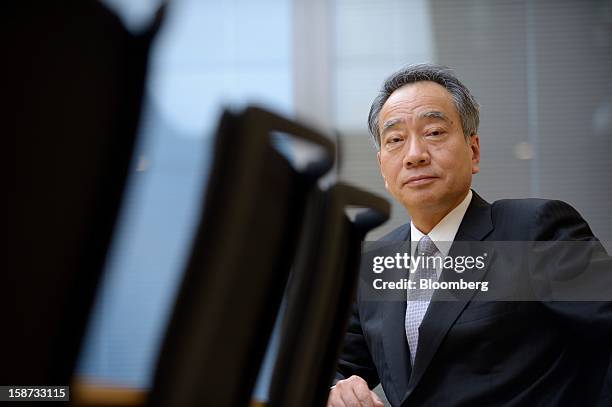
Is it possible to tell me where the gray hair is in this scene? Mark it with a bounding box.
[368,63,480,149]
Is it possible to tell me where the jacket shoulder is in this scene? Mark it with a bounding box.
[378,223,410,242]
[490,198,593,240]
[491,197,580,217]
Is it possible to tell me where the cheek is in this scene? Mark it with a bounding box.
[379,157,399,178]
[439,147,471,171]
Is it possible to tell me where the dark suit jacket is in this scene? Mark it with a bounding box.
[336,191,612,406]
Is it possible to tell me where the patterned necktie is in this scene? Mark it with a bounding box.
[405,235,439,366]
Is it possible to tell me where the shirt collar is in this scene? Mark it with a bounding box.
[410,189,473,257]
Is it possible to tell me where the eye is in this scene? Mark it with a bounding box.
[385,135,403,145]
[426,129,444,138]
[383,135,404,151]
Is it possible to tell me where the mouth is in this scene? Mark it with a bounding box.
[403,175,438,186]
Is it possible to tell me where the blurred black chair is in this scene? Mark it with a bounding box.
[149,106,335,406]
[3,0,163,385]
[268,183,389,407]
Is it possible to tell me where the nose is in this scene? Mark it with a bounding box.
[402,136,430,168]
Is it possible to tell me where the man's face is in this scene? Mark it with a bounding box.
[377,81,480,217]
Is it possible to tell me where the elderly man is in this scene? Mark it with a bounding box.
[328,64,612,406]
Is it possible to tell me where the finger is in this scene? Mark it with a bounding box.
[352,379,374,407]
[352,384,374,407]
[327,387,344,407]
[338,381,362,407]
[326,393,341,407]
[338,387,361,407]
[371,390,385,407]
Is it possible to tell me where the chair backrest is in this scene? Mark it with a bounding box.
[149,106,335,406]
[4,0,163,385]
[268,183,389,407]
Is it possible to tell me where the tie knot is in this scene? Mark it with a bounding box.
[416,235,438,257]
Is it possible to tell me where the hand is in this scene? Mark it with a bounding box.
[327,375,384,407]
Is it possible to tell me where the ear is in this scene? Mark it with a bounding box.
[469,134,481,175]
[377,151,389,189]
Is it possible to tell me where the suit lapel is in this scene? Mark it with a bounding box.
[400,192,494,404]
[377,225,412,400]
[381,297,412,399]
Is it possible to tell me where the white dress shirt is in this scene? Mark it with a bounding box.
[405,190,473,365]
[410,189,473,279]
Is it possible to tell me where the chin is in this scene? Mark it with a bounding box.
[400,194,440,211]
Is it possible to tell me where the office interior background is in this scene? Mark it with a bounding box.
[76,0,612,401]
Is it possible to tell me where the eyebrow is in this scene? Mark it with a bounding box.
[381,118,402,135]
[419,110,451,123]
[381,111,451,136]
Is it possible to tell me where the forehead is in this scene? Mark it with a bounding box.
[379,81,458,124]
